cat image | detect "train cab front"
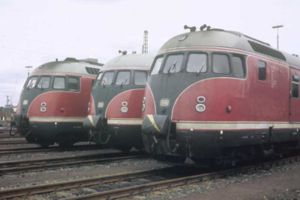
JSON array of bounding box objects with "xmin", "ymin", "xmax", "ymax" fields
[
  {"xmin": 17, "ymin": 75, "xmax": 89, "ymax": 147},
  {"xmin": 87, "ymin": 69, "xmax": 148, "ymax": 151},
  {"xmin": 141, "ymin": 52, "xmax": 224, "ymax": 162},
  {"xmin": 141, "ymin": 54, "xmax": 190, "ymax": 161}
]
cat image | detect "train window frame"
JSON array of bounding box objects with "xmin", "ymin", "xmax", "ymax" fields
[
  {"xmin": 67, "ymin": 76, "xmax": 80, "ymax": 91},
  {"xmin": 162, "ymin": 53, "xmax": 184, "ymax": 74},
  {"xmin": 53, "ymin": 76, "xmax": 66, "ymax": 90},
  {"xmin": 212, "ymin": 53, "xmax": 231, "ymax": 74},
  {"xmin": 37, "ymin": 76, "xmax": 52, "ymax": 89},
  {"xmin": 96, "ymin": 71, "xmax": 103, "ymax": 86},
  {"xmin": 100, "ymin": 71, "xmax": 115, "ymax": 86},
  {"xmin": 231, "ymin": 54, "xmax": 246, "ymax": 78},
  {"xmin": 26, "ymin": 76, "xmax": 39, "ymax": 89},
  {"xmin": 115, "ymin": 70, "xmax": 131, "ymax": 86},
  {"xmin": 186, "ymin": 52, "xmax": 208, "ymax": 73},
  {"xmin": 258, "ymin": 60, "xmax": 267, "ymax": 80},
  {"xmin": 134, "ymin": 70, "xmax": 148, "ymax": 86},
  {"xmin": 151, "ymin": 56, "xmax": 164, "ymax": 75},
  {"xmin": 292, "ymin": 74, "xmax": 299, "ymax": 98}
]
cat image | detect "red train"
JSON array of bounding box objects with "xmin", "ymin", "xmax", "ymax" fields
[
  {"xmin": 142, "ymin": 25, "xmax": 300, "ymax": 164},
  {"xmin": 85, "ymin": 54, "xmax": 153, "ymax": 151},
  {"xmin": 15, "ymin": 58, "xmax": 103, "ymax": 147}
]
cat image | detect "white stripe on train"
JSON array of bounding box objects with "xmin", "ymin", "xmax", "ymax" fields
[{"xmin": 175, "ymin": 121, "xmax": 300, "ymax": 131}]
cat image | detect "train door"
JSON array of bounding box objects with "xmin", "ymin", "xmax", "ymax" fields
[{"xmin": 289, "ymin": 67, "xmax": 300, "ymax": 122}]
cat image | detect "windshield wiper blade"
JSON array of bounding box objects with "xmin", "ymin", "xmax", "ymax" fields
[{"xmin": 196, "ymin": 62, "xmax": 206, "ymax": 76}]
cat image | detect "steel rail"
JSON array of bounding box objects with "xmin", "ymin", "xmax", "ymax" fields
[
  {"xmin": 0, "ymin": 152, "xmax": 144, "ymax": 175},
  {"xmin": 0, "ymin": 144, "xmax": 100, "ymax": 155},
  {"xmin": 1, "ymin": 155, "xmax": 299, "ymax": 200},
  {"xmin": 0, "ymin": 139, "xmax": 27, "ymax": 145},
  {"xmin": 64, "ymin": 155, "xmax": 300, "ymax": 200},
  {"xmin": 0, "ymin": 166, "xmax": 175, "ymax": 199}
]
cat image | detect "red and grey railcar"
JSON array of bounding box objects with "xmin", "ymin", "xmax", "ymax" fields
[
  {"xmin": 15, "ymin": 58, "xmax": 102, "ymax": 147},
  {"xmin": 142, "ymin": 26, "xmax": 300, "ymax": 163},
  {"xmin": 86, "ymin": 54, "xmax": 153, "ymax": 151}
]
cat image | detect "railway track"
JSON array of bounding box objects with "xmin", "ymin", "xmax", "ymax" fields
[
  {"xmin": 0, "ymin": 151, "xmax": 145, "ymax": 175},
  {"xmin": 0, "ymin": 134, "xmax": 22, "ymax": 139},
  {"xmin": 0, "ymin": 139, "xmax": 27, "ymax": 145},
  {"xmin": 0, "ymin": 144, "xmax": 100, "ymax": 155},
  {"xmin": 1, "ymin": 155, "xmax": 299, "ymax": 200},
  {"xmin": 0, "ymin": 130, "xmax": 19, "ymax": 138}
]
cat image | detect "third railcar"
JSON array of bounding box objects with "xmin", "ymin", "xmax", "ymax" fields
[
  {"xmin": 142, "ymin": 26, "xmax": 300, "ymax": 163},
  {"xmin": 86, "ymin": 54, "xmax": 153, "ymax": 151}
]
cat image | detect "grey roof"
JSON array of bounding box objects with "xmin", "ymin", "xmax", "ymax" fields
[
  {"xmin": 31, "ymin": 58, "xmax": 103, "ymax": 76},
  {"xmin": 159, "ymin": 29, "xmax": 300, "ymax": 67},
  {"xmin": 103, "ymin": 54, "xmax": 154, "ymax": 71}
]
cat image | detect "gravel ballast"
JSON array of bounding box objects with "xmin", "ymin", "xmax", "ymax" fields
[{"xmin": 130, "ymin": 161, "xmax": 300, "ymax": 200}]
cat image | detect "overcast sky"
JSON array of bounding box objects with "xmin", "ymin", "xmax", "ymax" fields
[{"xmin": 0, "ymin": 0, "xmax": 299, "ymax": 106}]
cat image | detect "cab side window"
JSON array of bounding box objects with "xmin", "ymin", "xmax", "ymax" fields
[
  {"xmin": 232, "ymin": 55, "xmax": 245, "ymax": 78},
  {"xmin": 292, "ymin": 74, "xmax": 299, "ymax": 98},
  {"xmin": 258, "ymin": 60, "xmax": 267, "ymax": 80},
  {"xmin": 212, "ymin": 54, "xmax": 230, "ymax": 74},
  {"xmin": 53, "ymin": 77, "xmax": 66, "ymax": 89},
  {"xmin": 68, "ymin": 77, "xmax": 80, "ymax": 91},
  {"xmin": 37, "ymin": 76, "xmax": 51, "ymax": 89},
  {"xmin": 101, "ymin": 71, "xmax": 115, "ymax": 86},
  {"xmin": 134, "ymin": 71, "xmax": 147, "ymax": 85},
  {"xmin": 115, "ymin": 71, "xmax": 131, "ymax": 85}
]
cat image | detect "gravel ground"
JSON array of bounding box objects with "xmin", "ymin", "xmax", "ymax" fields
[
  {"xmin": 130, "ymin": 161, "xmax": 300, "ymax": 200},
  {"xmin": 0, "ymin": 158, "xmax": 171, "ymax": 190}
]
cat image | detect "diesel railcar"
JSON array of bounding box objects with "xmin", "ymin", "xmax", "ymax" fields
[
  {"xmin": 142, "ymin": 26, "xmax": 300, "ymax": 164},
  {"xmin": 86, "ymin": 54, "xmax": 153, "ymax": 151},
  {"xmin": 15, "ymin": 58, "xmax": 102, "ymax": 147}
]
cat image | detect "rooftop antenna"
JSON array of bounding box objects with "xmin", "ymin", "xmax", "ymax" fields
[
  {"xmin": 142, "ymin": 30, "xmax": 149, "ymax": 54},
  {"xmin": 200, "ymin": 24, "xmax": 207, "ymax": 31},
  {"xmin": 118, "ymin": 50, "xmax": 127, "ymax": 55},
  {"xmin": 184, "ymin": 25, "xmax": 196, "ymax": 32},
  {"xmin": 272, "ymin": 25, "xmax": 284, "ymax": 50},
  {"xmin": 25, "ymin": 66, "xmax": 32, "ymax": 77}
]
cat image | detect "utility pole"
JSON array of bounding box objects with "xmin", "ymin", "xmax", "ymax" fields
[
  {"xmin": 25, "ymin": 66, "xmax": 32, "ymax": 77},
  {"xmin": 272, "ymin": 25, "xmax": 284, "ymax": 50},
  {"xmin": 142, "ymin": 30, "xmax": 148, "ymax": 54}
]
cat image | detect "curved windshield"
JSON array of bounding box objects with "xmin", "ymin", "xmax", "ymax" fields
[
  {"xmin": 96, "ymin": 72, "xmax": 103, "ymax": 80},
  {"xmin": 186, "ymin": 53, "xmax": 207, "ymax": 73},
  {"xmin": 101, "ymin": 71, "xmax": 114, "ymax": 85},
  {"xmin": 37, "ymin": 76, "xmax": 51, "ymax": 89},
  {"xmin": 26, "ymin": 76, "xmax": 38, "ymax": 89},
  {"xmin": 163, "ymin": 54, "xmax": 183, "ymax": 74},
  {"xmin": 115, "ymin": 71, "xmax": 131, "ymax": 85},
  {"xmin": 151, "ymin": 57, "xmax": 163, "ymax": 75}
]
